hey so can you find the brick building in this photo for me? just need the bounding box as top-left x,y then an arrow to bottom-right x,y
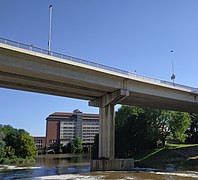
33,136 -> 46,149
34,109 -> 99,149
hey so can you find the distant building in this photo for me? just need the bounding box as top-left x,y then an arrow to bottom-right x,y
33,136 -> 46,149
33,109 -> 99,149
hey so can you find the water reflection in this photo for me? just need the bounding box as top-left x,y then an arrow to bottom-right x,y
0,154 -> 90,179
36,154 -> 89,168
0,154 -> 197,179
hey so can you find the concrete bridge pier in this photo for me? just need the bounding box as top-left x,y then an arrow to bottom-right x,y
99,103 -> 115,159
89,89 -> 134,171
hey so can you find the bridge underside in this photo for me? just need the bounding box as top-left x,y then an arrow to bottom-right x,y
121,92 -> 198,113
0,70 -> 105,100
1,42 -> 198,170
1,44 -> 198,113
1,70 -> 198,113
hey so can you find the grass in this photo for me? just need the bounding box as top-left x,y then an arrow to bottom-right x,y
166,143 -> 198,149
134,143 -> 198,170
134,148 -> 164,162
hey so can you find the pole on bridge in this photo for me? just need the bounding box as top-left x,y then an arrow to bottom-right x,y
170,50 -> 176,85
48,5 -> 52,53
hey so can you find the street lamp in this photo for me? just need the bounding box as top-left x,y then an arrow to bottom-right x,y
48,5 -> 52,53
170,50 -> 176,84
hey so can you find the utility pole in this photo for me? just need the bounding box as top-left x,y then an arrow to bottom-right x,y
48,5 -> 52,53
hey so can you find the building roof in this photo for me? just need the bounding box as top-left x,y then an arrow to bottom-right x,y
49,112 -> 99,117
52,112 -> 74,116
46,111 -> 99,120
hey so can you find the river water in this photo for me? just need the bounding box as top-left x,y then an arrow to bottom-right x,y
0,154 -> 198,179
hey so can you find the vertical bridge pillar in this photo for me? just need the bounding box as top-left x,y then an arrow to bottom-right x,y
89,89 -> 134,171
99,104 -> 115,159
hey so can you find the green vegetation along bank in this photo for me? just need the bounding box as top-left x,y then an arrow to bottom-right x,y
134,144 -> 198,171
115,105 -> 198,158
0,125 -> 37,166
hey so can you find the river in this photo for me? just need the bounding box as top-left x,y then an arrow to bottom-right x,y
0,154 -> 198,179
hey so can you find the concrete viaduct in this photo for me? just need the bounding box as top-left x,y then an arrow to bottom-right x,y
0,38 -> 198,170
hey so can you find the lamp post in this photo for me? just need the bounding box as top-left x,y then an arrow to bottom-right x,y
170,50 -> 176,85
48,5 -> 52,53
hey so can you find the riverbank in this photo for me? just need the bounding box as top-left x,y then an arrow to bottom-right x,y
0,153 -> 88,167
134,144 -> 198,171
0,157 -> 35,167
0,152 -> 197,179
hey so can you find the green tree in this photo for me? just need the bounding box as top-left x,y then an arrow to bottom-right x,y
186,113 -> 198,143
71,137 -> 83,154
0,131 -> 5,158
2,126 -> 26,154
5,146 -> 15,158
115,105 -> 192,158
18,133 -> 37,158
169,112 -> 191,142
146,109 -> 171,146
2,125 -> 37,158
115,106 -> 156,158
62,142 -> 72,153
158,110 -> 172,146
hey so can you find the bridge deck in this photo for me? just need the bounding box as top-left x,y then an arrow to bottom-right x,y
0,37 -> 198,112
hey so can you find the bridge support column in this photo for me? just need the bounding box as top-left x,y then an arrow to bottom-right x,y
99,104 -> 115,159
89,89 -> 134,171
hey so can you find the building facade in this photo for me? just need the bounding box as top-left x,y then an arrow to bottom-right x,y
33,136 -> 46,149
43,109 -> 99,148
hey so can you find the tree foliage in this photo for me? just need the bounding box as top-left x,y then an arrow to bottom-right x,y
0,131 -> 5,158
115,105 -> 192,158
115,106 -> 156,158
71,137 -> 83,154
0,125 -> 37,159
186,113 -> 198,143
18,133 -> 37,158
145,109 -> 172,146
168,112 -> 191,142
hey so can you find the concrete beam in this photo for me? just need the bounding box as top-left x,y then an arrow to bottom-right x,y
89,89 -> 129,107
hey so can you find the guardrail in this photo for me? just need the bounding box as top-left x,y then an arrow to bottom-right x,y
0,36 -> 197,92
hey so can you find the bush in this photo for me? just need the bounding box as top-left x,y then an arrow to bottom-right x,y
9,158 -> 18,165
0,158 -> 11,165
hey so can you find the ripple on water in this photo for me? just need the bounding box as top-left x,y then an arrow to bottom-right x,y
1,165 -> 198,179
153,171 -> 198,178
33,174 -> 104,180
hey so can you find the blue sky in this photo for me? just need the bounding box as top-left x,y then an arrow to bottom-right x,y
0,0 -> 198,136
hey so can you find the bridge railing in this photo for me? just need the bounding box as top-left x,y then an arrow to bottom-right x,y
0,37 -> 197,93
